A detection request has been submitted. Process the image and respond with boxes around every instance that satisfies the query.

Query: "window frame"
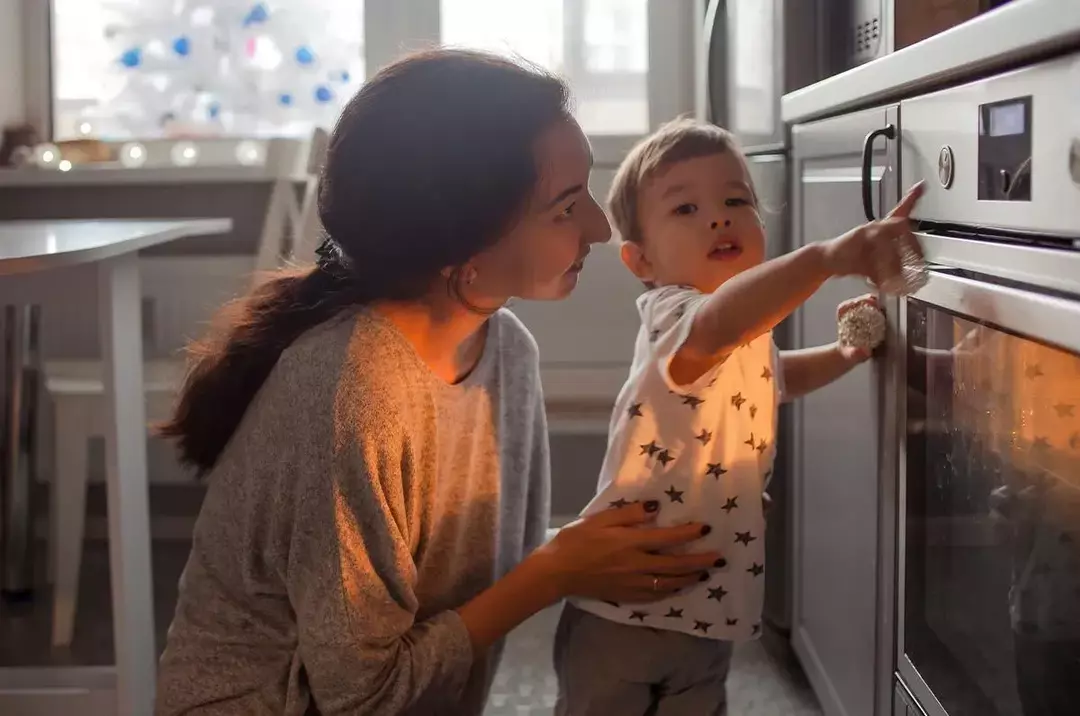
[366,0,698,168]
[27,0,698,163]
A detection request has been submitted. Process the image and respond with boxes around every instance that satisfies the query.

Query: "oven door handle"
[862,124,896,221]
[916,268,1080,355]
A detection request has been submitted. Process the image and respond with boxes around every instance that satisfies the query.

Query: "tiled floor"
[0,541,821,715]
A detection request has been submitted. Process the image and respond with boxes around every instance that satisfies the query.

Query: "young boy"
[553,118,923,715]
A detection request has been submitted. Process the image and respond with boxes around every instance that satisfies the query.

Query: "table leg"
[1,304,42,598]
[97,254,155,715]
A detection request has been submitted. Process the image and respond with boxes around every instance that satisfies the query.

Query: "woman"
[154,49,723,715]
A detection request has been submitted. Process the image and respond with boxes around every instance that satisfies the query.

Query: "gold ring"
[652,576,660,592]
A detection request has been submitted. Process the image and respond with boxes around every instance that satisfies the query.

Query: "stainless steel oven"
[893,53,1080,716]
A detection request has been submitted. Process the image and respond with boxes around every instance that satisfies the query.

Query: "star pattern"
[682,395,705,410]
[1055,403,1075,417]
[735,531,756,546]
[1025,364,1044,380]
[706,462,728,479]
[597,329,777,637]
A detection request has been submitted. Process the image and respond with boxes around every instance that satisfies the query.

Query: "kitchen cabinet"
[789,105,900,716]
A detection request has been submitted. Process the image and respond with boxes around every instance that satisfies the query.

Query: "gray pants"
[553,603,733,716]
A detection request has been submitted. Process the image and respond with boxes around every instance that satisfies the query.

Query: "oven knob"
[938,146,954,189]
[1071,138,1080,186]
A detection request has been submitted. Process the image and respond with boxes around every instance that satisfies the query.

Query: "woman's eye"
[673,203,697,216]
[557,202,577,219]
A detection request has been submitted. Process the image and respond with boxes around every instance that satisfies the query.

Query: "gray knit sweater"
[155,308,551,715]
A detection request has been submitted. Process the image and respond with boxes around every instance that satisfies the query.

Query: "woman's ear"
[620,240,655,283]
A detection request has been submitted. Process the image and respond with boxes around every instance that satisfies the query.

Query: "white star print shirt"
[571,285,783,641]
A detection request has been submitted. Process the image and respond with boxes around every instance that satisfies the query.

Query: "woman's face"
[467,118,611,303]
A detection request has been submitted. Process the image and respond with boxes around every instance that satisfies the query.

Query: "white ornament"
[838,302,887,352]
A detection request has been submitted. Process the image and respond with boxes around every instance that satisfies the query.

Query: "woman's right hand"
[534,500,724,604]
[820,181,925,285]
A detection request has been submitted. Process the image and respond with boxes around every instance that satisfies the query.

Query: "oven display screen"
[988,101,1025,137]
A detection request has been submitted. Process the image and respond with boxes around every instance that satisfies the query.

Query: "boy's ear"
[620,240,655,284]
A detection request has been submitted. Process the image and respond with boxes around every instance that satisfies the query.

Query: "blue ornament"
[278,93,294,107]
[172,36,191,57]
[119,48,142,68]
[295,46,315,66]
[314,85,333,104]
[243,3,269,27]
[208,101,221,119]
[335,70,351,83]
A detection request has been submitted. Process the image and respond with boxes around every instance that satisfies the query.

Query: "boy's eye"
[725,197,751,207]
[673,203,697,216]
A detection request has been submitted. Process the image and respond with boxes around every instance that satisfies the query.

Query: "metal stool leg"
[2,304,42,599]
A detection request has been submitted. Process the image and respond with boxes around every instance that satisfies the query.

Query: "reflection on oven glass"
[906,302,1080,716]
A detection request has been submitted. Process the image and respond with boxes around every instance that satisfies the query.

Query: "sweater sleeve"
[523,369,552,556]
[286,417,474,715]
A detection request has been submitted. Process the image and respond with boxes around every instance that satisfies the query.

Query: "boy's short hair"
[607,118,751,245]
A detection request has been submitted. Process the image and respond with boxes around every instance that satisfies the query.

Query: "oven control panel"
[900,52,1080,236]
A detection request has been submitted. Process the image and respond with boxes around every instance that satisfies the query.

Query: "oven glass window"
[905,301,1080,716]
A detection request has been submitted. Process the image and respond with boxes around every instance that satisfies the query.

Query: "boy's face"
[621,151,765,294]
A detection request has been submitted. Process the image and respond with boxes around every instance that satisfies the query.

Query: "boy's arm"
[678,244,830,367]
[779,343,868,401]
[675,182,924,372]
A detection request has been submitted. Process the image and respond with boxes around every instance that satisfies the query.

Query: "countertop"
[0,219,233,275]
[781,0,1080,125]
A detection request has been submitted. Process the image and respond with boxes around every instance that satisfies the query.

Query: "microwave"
[851,0,1015,66]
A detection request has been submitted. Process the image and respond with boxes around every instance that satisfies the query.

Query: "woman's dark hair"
[159,49,572,475]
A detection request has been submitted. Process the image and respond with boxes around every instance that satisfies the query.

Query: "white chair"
[44,132,328,647]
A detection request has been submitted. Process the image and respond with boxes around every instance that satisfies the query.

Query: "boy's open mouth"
[707,239,743,261]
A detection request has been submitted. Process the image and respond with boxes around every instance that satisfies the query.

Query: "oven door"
[897,232,1080,716]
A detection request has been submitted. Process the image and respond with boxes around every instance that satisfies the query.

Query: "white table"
[0,219,231,715]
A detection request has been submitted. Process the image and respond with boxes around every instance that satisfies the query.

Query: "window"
[440,0,649,136]
[50,0,365,140]
[46,0,696,150]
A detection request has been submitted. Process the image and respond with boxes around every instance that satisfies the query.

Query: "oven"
[893,53,1080,715]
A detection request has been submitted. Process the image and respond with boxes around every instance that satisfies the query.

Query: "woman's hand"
[533,501,724,604]
[821,182,925,286]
